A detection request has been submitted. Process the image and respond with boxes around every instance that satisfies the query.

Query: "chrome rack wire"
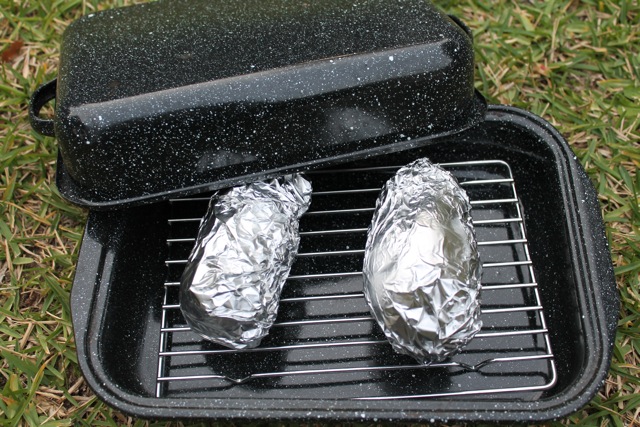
[156,160,557,400]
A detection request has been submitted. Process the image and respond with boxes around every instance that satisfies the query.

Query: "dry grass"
[1,0,638,426]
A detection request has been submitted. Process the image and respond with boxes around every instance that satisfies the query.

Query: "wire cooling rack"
[155,160,556,400]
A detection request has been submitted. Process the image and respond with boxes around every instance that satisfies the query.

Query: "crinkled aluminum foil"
[180,174,312,349]
[363,158,482,363]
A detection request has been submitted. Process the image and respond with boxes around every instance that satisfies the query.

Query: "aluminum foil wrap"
[180,174,312,349]
[363,158,482,363]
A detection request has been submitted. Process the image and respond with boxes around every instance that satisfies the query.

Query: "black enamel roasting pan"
[30,0,617,423]
[69,106,617,423]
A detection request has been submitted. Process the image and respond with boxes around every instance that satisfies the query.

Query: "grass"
[1,0,638,425]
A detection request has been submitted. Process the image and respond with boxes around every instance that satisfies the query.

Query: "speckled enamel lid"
[31,0,485,209]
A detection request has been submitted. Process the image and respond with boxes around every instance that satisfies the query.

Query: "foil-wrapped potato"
[363,158,481,363]
[180,174,311,349]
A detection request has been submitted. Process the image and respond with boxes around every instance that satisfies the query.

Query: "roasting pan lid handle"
[29,79,57,137]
